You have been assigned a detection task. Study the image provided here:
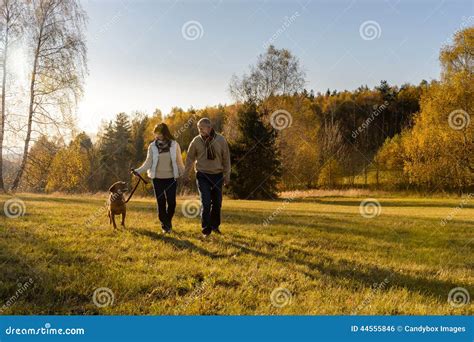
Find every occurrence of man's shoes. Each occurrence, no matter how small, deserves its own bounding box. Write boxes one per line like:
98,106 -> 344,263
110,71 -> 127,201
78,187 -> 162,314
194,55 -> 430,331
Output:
202,227 -> 212,237
212,227 -> 222,235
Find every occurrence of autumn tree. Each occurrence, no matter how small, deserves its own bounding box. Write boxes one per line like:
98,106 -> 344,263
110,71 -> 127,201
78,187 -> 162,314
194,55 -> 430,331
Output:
229,45 -> 306,103
402,27 -> 473,191
263,94 -> 320,189
22,135 -> 60,192
11,0 -> 87,191
46,134 -> 91,192
374,134 -> 408,188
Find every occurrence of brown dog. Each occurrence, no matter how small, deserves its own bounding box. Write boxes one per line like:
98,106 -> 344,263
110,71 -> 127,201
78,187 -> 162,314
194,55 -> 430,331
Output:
107,181 -> 128,229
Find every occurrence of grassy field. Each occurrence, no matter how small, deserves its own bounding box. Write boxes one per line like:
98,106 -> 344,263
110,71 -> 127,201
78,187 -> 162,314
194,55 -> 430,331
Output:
0,191 -> 472,315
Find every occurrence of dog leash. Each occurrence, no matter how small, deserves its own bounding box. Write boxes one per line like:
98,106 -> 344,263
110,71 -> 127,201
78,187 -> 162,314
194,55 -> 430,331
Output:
125,170 -> 149,203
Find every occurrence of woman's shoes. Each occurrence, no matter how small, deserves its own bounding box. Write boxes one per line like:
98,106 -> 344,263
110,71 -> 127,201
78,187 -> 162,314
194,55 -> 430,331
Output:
161,222 -> 172,234
202,226 -> 222,237
160,224 -> 221,236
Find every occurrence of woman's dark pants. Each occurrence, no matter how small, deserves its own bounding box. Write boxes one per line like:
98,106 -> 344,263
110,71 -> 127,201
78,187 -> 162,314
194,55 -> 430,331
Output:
152,178 -> 177,231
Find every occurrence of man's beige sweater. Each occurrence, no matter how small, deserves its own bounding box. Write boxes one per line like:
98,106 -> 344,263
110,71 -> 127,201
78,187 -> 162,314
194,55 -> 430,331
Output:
184,133 -> 231,182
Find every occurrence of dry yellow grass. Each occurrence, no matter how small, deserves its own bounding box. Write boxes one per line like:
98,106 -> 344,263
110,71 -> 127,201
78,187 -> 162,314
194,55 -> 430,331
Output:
0,192 -> 472,315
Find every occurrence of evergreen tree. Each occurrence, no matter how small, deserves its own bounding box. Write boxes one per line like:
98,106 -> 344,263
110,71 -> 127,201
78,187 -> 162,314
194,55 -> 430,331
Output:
95,113 -> 134,190
112,113 -> 133,183
229,102 -> 281,199
97,121 -> 116,189
131,112 -> 148,166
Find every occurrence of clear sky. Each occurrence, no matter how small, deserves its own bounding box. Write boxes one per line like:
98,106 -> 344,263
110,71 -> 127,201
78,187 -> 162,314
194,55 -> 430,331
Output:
78,0 -> 474,133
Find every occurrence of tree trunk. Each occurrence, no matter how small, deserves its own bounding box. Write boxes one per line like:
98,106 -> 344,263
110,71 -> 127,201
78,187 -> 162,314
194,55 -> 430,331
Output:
375,163 -> 380,188
364,165 -> 368,186
11,27 -> 42,191
0,25 -> 9,192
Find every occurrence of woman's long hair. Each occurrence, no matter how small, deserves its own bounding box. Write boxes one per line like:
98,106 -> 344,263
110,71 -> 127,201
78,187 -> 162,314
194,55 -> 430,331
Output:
153,123 -> 174,141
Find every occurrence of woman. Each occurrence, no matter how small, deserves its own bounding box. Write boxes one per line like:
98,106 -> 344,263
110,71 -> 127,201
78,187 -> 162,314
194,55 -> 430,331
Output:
133,123 -> 185,233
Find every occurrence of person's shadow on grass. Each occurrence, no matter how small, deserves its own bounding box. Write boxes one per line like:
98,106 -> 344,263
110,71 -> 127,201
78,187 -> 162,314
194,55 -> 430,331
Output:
133,228 -> 227,259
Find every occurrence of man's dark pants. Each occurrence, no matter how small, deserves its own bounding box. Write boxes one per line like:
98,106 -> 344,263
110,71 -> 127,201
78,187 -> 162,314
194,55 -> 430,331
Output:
196,171 -> 223,235
152,178 -> 177,231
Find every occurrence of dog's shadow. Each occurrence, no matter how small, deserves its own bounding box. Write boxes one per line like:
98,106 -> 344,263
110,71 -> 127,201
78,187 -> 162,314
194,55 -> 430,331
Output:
132,228 -> 227,259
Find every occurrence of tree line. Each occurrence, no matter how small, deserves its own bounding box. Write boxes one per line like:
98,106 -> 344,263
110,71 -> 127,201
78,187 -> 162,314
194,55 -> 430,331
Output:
1,2 -> 472,198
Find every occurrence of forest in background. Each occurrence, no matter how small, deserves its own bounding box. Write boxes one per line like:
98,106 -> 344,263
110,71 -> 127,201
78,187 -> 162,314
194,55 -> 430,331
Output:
0,1 -> 472,199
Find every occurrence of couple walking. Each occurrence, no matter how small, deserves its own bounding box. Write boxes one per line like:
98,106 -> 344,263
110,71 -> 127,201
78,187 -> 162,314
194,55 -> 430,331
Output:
132,118 -> 231,237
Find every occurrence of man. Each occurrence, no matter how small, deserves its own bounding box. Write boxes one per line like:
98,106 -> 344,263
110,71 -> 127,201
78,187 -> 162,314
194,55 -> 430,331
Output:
183,118 -> 231,237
